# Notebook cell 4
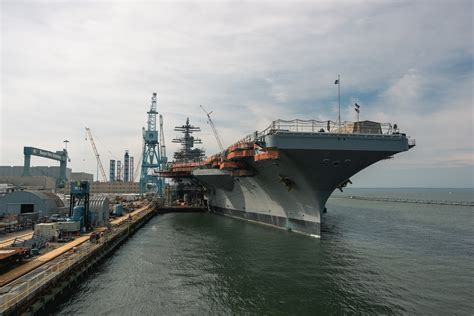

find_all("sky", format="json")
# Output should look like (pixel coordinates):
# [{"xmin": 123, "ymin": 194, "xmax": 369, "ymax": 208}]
[{"xmin": 1, "ymin": 0, "xmax": 473, "ymax": 187}]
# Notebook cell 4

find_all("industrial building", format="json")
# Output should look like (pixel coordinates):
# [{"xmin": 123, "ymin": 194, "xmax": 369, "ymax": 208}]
[
  {"xmin": 0, "ymin": 166, "xmax": 93, "ymax": 188},
  {"xmin": 124, "ymin": 151, "xmax": 130, "ymax": 182},
  {"xmin": 70, "ymin": 172, "xmax": 94, "ymax": 182},
  {"xmin": 62, "ymin": 181, "xmax": 139, "ymax": 194},
  {"xmin": 91, "ymin": 182, "xmax": 139, "ymax": 194},
  {"xmin": 117, "ymin": 161, "xmax": 122, "ymax": 181},
  {"xmin": 0, "ymin": 190, "xmax": 66, "ymax": 217},
  {"xmin": 0, "ymin": 166, "xmax": 72, "ymax": 180},
  {"xmin": 130, "ymin": 156, "xmax": 134, "ymax": 181},
  {"xmin": 89, "ymin": 195, "xmax": 110, "ymax": 227},
  {"xmin": 0, "ymin": 176, "xmax": 56, "ymax": 191},
  {"xmin": 109, "ymin": 160, "xmax": 116, "ymax": 182}
]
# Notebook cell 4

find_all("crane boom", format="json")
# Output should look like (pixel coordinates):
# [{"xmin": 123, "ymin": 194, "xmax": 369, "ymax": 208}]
[
  {"xmin": 132, "ymin": 157, "xmax": 141, "ymax": 182},
  {"xmin": 159, "ymin": 114, "xmax": 166, "ymax": 159},
  {"xmin": 200, "ymin": 105, "xmax": 224, "ymax": 155},
  {"xmin": 132, "ymin": 140, "xmax": 143, "ymax": 182},
  {"xmin": 85, "ymin": 127, "xmax": 108, "ymax": 182}
]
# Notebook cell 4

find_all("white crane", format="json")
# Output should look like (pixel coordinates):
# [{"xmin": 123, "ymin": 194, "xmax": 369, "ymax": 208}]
[
  {"xmin": 159, "ymin": 114, "xmax": 166, "ymax": 160},
  {"xmin": 85, "ymin": 127, "xmax": 108, "ymax": 182},
  {"xmin": 200, "ymin": 105, "xmax": 224, "ymax": 156}
]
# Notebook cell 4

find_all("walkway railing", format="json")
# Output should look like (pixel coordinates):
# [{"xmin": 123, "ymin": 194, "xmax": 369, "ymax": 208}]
[
  {"xmin": 231, "ymin": 119, "xmax": 398, "ymax": 149},
  {"xmin": 0, "ymin": 208, "xmax": 152, "ymax": 313}
]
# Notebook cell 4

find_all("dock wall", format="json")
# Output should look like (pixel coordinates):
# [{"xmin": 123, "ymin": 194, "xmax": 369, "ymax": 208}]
[{"xmin": 0, "ymin": 206, "xmax": 156, "ymax": 315}]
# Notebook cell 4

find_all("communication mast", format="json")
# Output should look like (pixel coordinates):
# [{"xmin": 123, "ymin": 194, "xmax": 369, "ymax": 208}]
[
  {"xmin": 139, "ymin": 92, "xmax": 167, "ymax": 195},
  {"xmin": 172, "ymin": 118, "xmax": 205, "ymax": 162}
]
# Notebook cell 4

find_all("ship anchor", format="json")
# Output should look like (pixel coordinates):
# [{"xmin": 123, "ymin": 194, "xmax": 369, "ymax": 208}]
[{"xmin": 278, "ymin": 174, "xmax": 294, "ymax": 191}]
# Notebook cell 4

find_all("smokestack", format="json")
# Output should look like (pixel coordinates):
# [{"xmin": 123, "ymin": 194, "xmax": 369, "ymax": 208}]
[
  {"xmin": 124, "ymin": 150, "xmax": 130, "ymax": 182},
  {"xmin": 117, "ymin": 161, "xmax": 122, "ymax": 181},
  {"xmin": 109, "ymin": 160, "xmax": 116, "ymax": 182},
  {"xmin": 130, "ymin": 156, "xmax": 134, "ymax": 182}
]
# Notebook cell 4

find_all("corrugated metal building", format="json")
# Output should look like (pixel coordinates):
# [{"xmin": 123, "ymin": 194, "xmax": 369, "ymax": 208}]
[
  {"xmin": 89, "ymin": 195, "xmax": 109, "ymax": 227},
  {"xmin": 0, "ymin": 190, "xmax": 65, "ymax": 217}
]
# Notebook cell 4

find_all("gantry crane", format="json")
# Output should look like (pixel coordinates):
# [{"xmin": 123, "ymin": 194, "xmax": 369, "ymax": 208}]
[
  {"xmin": 22, "ymin": 146, "xmax": 69, "ymax": 188},
  {"xmin": 139, "ymin": 93, "xmax": 167, "ymax": 195},
  {"xmin": 85, "ymin": 127, "xmax": 108, "ymax": 182}
]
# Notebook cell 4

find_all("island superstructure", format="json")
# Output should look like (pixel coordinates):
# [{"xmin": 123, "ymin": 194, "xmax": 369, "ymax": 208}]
[{"xmin": 163, "ymin": 119, "xmax": 415, "ymax": 237}]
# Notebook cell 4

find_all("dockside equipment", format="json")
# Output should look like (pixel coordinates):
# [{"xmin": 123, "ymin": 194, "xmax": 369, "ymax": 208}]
[
  {"xmin": 140, "ymin": 92, "xmax": 167, "ymax": 195},
  {"xmin": 22, "ymin": 146, "xmax": 69, "ymax": 188},
  {"xmin": 69, "ymin": 181, "xmax": 90, "ymax": 230}
]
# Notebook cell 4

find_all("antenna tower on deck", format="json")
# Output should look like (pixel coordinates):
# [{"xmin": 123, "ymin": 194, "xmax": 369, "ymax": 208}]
[{"xmin": 172, "ymin": 118, "xmax": 205, "ymax": 162}]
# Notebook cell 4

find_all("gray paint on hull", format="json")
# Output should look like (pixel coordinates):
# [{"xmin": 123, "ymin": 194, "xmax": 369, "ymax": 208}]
[
  {"xmin": 195, "ymin": 132, "xmax": 410, "ymax": 237},
  {"xmin": 212, "ymin": 206, "xmax": 321, "ymax": 237}
]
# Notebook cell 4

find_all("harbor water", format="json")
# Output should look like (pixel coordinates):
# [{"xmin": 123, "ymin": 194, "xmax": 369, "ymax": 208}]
[{"xmin": 56, "ymin": 188, "xmax": 473, "ymax": 315}]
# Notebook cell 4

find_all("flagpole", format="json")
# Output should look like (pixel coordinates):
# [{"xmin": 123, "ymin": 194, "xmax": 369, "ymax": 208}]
[
  {"xmin": 338, "ymin": 74, "xmax": 341, "ymax": 129},
  {"xmin": 355, "ymin": 103, "xmax": 360, "ymax": 123}
]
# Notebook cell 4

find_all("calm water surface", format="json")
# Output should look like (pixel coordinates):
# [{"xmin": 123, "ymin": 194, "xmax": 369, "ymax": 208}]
[{"xmin": 56, "ymin": 189, "xmax": 473, "ymax": 315}]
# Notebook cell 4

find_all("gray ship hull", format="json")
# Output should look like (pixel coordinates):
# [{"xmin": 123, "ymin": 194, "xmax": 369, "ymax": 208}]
[{"xmin": 194, "ymin": 130, "xmax": 412, "ymax": 237}]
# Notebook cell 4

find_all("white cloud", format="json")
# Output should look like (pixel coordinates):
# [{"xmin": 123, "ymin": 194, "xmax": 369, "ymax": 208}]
[
  {"xmin": 383, "ymin": 69, "xmax": 422, "ymax": 110},
  {"xmin": 1, "ymin": 0, "xmax": 473, "ymax": 186}
]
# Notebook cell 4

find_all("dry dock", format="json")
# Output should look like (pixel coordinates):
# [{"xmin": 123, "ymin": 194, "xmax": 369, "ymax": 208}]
[{"xmin": 0, "ymin": 204, "xmax": 156, "ymax": 315}]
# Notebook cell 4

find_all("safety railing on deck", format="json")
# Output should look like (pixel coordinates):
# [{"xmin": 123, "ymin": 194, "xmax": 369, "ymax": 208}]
[
  {"xmin": 265, "ymin": 119, "xmax": 393, "ymax": 134},
  {"xmin": 163, "ymin": 119, "xmax": 408, "ymax": 170},
  {"xmin": 231, "ymin": 119, "xmax": 397, "ymax": 149}
]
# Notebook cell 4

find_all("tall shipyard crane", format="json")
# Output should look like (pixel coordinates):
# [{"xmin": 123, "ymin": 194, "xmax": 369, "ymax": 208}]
[
  {"xmin": 85, "ymin": 127, "xmax": 107, "ymax": 182},
  {"xmin": 132, "ymin": 151, "xmax": 142, "ymax": 182},
  {"xmin": 159, "ymin": 114, "xmax": 167, "ymax": 160},
  {"xmin": 139, "ymin": 93, "xmax": 167, "ymax": 195},
  {"xmin": 200, "ymin": 105, "xmax": 225, "ymax": 157}
]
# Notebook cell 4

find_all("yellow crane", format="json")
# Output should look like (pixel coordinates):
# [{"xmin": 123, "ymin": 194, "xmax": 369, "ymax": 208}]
[{"xmin": 85, "ymin": 127, "xmax": 108, "ymax": 182}]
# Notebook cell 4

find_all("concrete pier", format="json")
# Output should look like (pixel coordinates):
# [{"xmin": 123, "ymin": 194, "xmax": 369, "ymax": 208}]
[{"xmin": 0, "ymin": 204, "xmax": 156, "ymax": 315}]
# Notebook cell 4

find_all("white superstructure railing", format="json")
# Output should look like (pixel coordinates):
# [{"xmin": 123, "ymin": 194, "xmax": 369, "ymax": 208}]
[{"xmin": 232, "ymin": 119, "xmax": 399, "ymax": 148}]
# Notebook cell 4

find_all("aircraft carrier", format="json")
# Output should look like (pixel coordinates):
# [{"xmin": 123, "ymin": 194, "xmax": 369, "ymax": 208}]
[{"xmin": 167, "ymin": 119, "xmax": 415, "ymax": 237}]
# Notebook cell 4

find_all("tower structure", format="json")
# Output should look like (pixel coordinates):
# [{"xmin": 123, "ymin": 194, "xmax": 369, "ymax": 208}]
[
  {"xmin": 130, "ymin": 156, "xmax": 134, "ymax": 182},
  {"xmin": 140, "ymin": 92, "xmax": 167, "ymax": 195},
  {"xmin": 109, "ymin": 160, "xmax": 116, "ymax": 182},
  {"xmin": 124, "ymin": 150, "xmax": 130, "ymax": 182},
  {"xmin": 117, "ymin": 161, "xmax": 122, "ymax": 181},
  {"xmin": 172, "ymin": 118, "xmax": 205, "ymax": 162}
]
